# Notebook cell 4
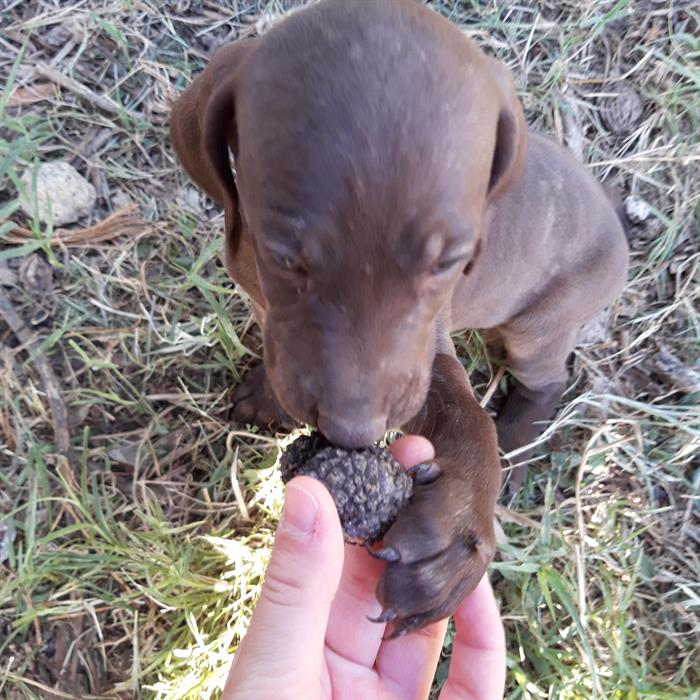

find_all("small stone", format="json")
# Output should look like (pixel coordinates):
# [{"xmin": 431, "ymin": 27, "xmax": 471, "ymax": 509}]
[
  {"xmin": 0, "ymin": 519, "xmax": 17, "ymax": 564},
  {"xmin": 624, "ymin": 196, "xmax": 651, "ymax": 224},
  {"xmin": 20, "ymin": 161, "xmax": 96, "ymax": 226},
  {"xmin": 43, "ymin": 25, "xmax": 74, "ymax": 48},
  {"xmin": 111, "ymin": 190, "xmax": 132, "ymax": 210},
  {"xmin": 43, "ymin": 18, "xmax": 84, "ymax": 47},
  {"xmin": 600, "ymin": 82, "xmax": 644, "ymax": 135},
  {"xmin": 175, "ymin": 185, "xmax": 204, "ymax": 215}
]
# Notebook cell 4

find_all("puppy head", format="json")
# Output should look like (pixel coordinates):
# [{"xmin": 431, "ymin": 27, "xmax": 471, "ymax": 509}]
[{"xmin": 171, "ymin": 0, "xmax": 527, "ymax": 447}]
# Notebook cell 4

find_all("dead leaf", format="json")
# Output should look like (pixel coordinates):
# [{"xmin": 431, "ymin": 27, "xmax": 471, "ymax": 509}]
[
  {"xmin": 7, "ymin": 82, "xmax": 55, "ymax": 108},
  {"xmin": 107, "ymin": 431, "xmax": 185, "ymax": 468},
  {"xmin": 107, "ymin": 442, "xmax": 141, "ymax": 467},
  {"xmin": 0, "ymin": 260, "xmax": 17, "ymax": 287},
  {"xmin": 19, "ymin": 254, "xmax": 53, "ymax": 297}
]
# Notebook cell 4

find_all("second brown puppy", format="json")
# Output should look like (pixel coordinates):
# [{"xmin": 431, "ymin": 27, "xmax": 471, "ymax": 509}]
[{"xmin": 170, "ymin": 0, "xmax": 629, "ymax": 636}]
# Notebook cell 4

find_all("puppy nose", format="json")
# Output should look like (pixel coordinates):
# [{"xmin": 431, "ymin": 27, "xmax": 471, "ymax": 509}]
[{"xmin": 316, "ymin": 412, "xmax": 387, "ymax": 449}]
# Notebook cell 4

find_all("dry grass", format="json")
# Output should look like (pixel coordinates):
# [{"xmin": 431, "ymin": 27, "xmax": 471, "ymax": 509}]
[{"xmin": 0, "ymin": 1, "xmax": 698, "ymax": 698}]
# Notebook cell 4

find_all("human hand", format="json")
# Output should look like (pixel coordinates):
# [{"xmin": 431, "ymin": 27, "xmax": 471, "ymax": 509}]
[{"xmin": 223, "ymin": 436, "xmax": 506, "ymax": 700}]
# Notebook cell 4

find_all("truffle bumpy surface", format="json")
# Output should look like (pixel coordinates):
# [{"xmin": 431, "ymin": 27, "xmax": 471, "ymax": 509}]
[{"xmin": 279, "ymin": 434, "xmax": 413, "ymax": 544}]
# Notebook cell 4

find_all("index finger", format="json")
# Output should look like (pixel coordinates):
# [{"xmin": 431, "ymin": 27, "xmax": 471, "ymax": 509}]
[
  {"xmin": 324, "ymin": 435, "xmax": 435, "ymax": 668},
  {"xmin": 439, "ymin": 575, "xmax": 506, "ymax": 700}
]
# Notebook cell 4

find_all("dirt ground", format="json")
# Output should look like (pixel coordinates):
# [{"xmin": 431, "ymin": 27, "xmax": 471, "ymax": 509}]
[{"xmin": 0, "ymin": 1, "xmax": 698, "ymax": 698}]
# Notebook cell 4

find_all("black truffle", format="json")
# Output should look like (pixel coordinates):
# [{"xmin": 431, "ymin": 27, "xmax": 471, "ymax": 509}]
[{"xmin": 279, "ymin": 434, "xmax": 413, "ymax": 544}]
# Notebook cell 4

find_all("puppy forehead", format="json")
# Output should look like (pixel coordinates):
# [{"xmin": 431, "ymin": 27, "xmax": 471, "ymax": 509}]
[
  {"xmin": 235, "ymin": 1, "xmax": 500, "ymax": 248},
  {"xmin": 235, "ymin": 1, "xmax": 501, "ymax": 159},
  {"xmin": 237, "ymin": 60, "xmax": 498, "ymax": 223}
]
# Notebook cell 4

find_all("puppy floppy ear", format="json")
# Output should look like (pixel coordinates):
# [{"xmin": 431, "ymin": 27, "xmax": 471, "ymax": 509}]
[
  {"xmin": 170, "ymin": 40, "xmax": 256, "ymax": 258},
  {"xmin": 485, "ymin": 57, "xmax": 528, "ymax": 203}
]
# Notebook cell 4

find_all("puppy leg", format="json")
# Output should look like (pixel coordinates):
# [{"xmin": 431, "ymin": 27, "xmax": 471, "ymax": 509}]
[
  {"xmin": 495, "ymin": 270, "xmax": 621, "ymax": 491},
  {"xmin": 231, "ymin": 363, "xmax": 295, "ymax": 430},
  {"xmin": 231, "ymin": 301, "xmax": 295, "ymax": 431},
  {"xmin": 375, "ymin": 352, "xmax": 501, "ymax": 636},
  {"xmin": 495, "ymin": 226, "xmax": 628, "ymax": 491},
  {"xmin": 495, "ymin": 320, "xmax": 578, "ymax": 489}
]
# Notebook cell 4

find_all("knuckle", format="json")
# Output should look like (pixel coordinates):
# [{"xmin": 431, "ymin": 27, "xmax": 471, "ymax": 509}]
[{"xmin": 260, "ymin": 555, "xmax": 307, "ymax": 608}]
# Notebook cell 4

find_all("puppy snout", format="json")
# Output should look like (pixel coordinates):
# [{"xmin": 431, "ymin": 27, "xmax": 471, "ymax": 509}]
[{"xmin": 317, "ymin": 411, "xmax": 387, "ymax": 449}]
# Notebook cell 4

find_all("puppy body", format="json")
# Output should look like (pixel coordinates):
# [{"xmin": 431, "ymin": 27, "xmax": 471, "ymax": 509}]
[
  {"xmin": 454, "ymin": 133, "xmax": 628, "ymax": 332},
  {"xmin": 170, "ymin": 0, "xmax": 628, "ymax": 634}
]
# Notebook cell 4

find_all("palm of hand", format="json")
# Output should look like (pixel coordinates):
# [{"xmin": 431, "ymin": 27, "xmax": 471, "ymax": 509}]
[
  {"xmin": 320, "ymin": 544, "xmax": 503, "ymax": 700},
  {"xmin": 320, "ymin": 543, "xmax": 448, "ymax": 699},
  {"xmin": 224, "ymin": 436, "xmax": 505, "ymax": 700}
]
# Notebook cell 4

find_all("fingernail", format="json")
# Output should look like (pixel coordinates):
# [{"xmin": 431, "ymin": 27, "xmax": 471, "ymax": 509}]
[{"xmin": 280, "ymin": 483, "xmax": 319, "ymax": 537}]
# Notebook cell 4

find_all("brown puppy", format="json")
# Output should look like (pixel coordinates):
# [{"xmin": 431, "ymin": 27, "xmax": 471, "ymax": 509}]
[{"xmin": 170, "ymin": 0, "xmax": 628, "ymax": 636}]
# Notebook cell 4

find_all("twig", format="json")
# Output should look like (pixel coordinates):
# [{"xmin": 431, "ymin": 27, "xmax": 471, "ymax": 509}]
[
  {"xmin": 34, "ymin": 62, "xmax": 122, "ymax": 117},
  {"xmin": 494, "ymin": 503, "xmax": 563, "ymax": 540},
  {"xmin": 69, "ymin": 127, "xmax": 116, "ymax": 169},
  {"xmin": 574, "ymin": 423, "xmax": 608, "ymax": 697},
  {"xmin": 480, "ymin": 366, "xmax": 506, "ymax": 407},
  {"xmin": 226, "ymin": 433, "xmax": 251, "ymax": 521},
  {"xmin": 0, "ymin": 290, "xmax": 71, "ymax": 458},
  {"xmin": 2, "ymin": 673, "xmax": 76, "ymax": 700}
]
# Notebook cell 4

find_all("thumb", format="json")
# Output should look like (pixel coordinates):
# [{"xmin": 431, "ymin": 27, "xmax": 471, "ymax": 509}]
[{"xmin": 232, "ymin": 476, "xmax": 344, "ymax": 682}]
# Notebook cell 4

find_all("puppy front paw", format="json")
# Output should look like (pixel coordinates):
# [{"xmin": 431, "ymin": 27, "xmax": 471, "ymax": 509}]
[
  {"xmin": 373, "ymin": 466, "xmax": 496, "ymax": 637},
  {"xmin": 231, "ymin": 363, "xmax": 295, "ymax": 431}
]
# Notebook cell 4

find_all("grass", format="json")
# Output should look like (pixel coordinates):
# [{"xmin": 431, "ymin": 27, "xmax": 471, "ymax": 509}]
[{"xmin": 0, "ymin": 0, "xmax": 698, "ymax": 698}]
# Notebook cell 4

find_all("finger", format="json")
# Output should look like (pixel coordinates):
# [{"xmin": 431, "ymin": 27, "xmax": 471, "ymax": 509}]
[
  {"xmin": 325, "ymin": 543, "xmax": 386, "ymax": 666},
  {"xmin": 229, "ymin": 476, "xmax": 344, "ymax": 686},
  {"xmin": 324, "ymin": 435, "xmax": 435, "ymax": 668},
  {"xmin": 390, "ymin": 434, "xmax": 435, "ymax": 468},
  {"xmin": 439, "ymin": 575, "xmax": 506, "ymax": 700},
  {"xmin": 375, "ymin": 617, "xmax": 448, "ymax": 698}
]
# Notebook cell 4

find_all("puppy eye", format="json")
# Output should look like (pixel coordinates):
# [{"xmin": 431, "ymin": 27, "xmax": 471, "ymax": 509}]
[
  {"xmin": 265, "ymin": 242, "xmax": 307, "ymax": 277},
  {"xmin": 279, "ymin": 255, "xmax": 306, "ymax": 275},
  {"xmin": 430, "ymin": 255, "xmax": 465, "ymax": 276}
]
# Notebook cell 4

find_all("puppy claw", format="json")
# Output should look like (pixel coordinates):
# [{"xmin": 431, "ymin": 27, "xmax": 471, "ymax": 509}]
[
  {"xmin": 383, "ymin": 615, "xmax": 424, "ymax": 640},
  {"xmin": 366, "ymin": 545, "xmax": 401, "ymax": 563},
  {"xmin": 383, "ymin": 624, "xmax": 410, "ymax": 641},
  {"xmin": 406, "ymin": 461, "xmax": 441, "ymax": 484},
  {"xmin": 368, "ymin": 608, "xmax": 398, "ymax": 624}
]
